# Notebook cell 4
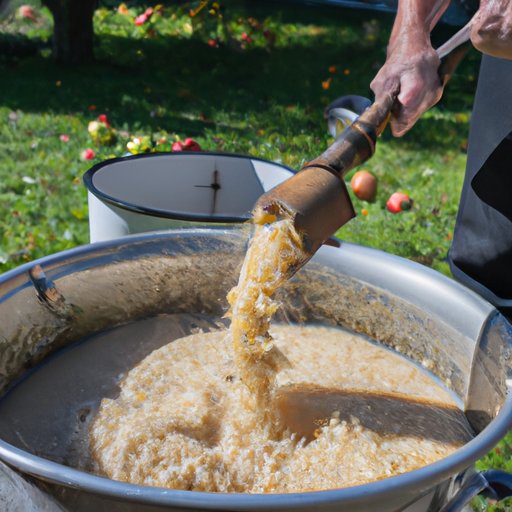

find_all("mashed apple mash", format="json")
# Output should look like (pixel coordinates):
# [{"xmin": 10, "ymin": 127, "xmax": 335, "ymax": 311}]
[{"xmin": 90, "ymin": 214, "xmax": 472, "ymax": 492}]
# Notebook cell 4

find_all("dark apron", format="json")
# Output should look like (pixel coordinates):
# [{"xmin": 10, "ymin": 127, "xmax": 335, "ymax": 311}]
[{"xmin": 449, "ymin": 55, "xmax": 512, "ymax": 310}]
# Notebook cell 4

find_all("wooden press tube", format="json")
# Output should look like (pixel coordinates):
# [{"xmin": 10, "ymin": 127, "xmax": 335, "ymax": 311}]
[{"xmin": 254, "ymin": 94, "xmax": 395, "ymax": 256}]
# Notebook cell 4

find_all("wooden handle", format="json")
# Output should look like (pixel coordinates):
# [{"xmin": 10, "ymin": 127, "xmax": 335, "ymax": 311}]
[
  {"xmin": 438, "ymin": 42, "xmax": 471, "ymax": 86},
  {"xmin": 306, "ymin": 93, "xmax": 395, "ymax": 177}
]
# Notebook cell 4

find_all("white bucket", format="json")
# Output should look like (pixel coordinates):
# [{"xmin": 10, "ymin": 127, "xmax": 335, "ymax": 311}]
[{"xmin": 83, "ymin": 152, "xmax": 294, "ymax": 243}]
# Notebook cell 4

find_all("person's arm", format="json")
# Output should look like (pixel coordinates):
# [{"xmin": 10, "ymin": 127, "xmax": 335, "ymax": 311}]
[
  {"xmin": 370, "ymin": 0, "xmax": 451, "ymax": 136},
  {"xmin": 471, "ymin": 0, "xmax": 512, "ymax": 59}
]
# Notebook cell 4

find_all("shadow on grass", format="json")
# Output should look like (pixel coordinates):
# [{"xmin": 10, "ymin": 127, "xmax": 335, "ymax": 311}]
[
  {"xmin": 0, "ymin": 32, "xmax": 42, "ymax": 59},
  {"xmin": 0, "ymin": 4, "xmax": 479, "ymax": 148}
]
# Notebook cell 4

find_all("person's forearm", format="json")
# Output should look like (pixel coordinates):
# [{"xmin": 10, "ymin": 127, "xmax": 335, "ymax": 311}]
[{"xmin": 388, "ymin": 0, "xmax": 452, "ymax": 53}]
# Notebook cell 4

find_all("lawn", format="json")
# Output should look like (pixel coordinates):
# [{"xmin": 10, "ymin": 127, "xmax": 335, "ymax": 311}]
[{"xmin": 0, "ymin": 1, "xmax": 511, "ymax": 509}]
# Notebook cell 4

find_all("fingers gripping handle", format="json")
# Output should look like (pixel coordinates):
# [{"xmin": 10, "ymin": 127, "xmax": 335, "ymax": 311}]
[{"xmin": 368, "ymin": 22, "xmax": 472, "ymax": 134}]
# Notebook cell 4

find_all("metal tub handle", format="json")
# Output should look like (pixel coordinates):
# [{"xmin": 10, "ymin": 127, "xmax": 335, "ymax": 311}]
[{"xmin": 441, "ymin": 470, "xmax": 512, "ymax": 512}]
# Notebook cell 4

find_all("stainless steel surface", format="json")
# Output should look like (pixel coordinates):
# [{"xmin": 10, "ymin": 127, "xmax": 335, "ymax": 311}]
[{"xmin": 0, "ymin": 229, "xmax": 511, "ymax": 512}]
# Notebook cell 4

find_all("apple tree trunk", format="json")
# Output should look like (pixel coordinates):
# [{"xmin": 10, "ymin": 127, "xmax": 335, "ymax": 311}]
[{"xmin": 42, "ymin": 0, "xmax": 97, "ymax": 65}]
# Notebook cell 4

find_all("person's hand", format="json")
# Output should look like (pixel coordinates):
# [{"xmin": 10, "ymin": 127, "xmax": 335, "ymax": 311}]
[
  {"xmin": 370, "ymin": 38, "xmax": 444, "ymax": 137},
  {"xmin": 471, "ymin": 0, "xmax": 512, "ymax": 59}
]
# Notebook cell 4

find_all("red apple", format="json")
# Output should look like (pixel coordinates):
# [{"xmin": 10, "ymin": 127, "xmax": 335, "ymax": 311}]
[
  {"xmin": 18, "ymin": 5, "xmax": 36, "ymax": 21},
  {"xmin": 172, "ymin": 138, "xmax": 201, "ymax": 152},
  {"xmin": 351, "ymin": 170, "xmax": 378, "ymax": 202},
  {"xmin": 386, "ymin": 192, "xmax": 412, "ymax": 213}
]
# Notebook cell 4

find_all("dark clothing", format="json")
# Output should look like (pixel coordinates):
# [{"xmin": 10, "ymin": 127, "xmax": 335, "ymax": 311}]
[{"xmin": 449, "ymin": 55, "xmax": 512, "ymax": 308}]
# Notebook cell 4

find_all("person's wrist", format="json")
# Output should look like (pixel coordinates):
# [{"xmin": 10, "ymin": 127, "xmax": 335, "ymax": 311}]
[{"xmin": 387, "ymin": 31, "xmax": 432, "ymax": 58}]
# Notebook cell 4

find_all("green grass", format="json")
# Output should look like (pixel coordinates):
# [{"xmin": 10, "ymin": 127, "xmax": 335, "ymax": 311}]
[
  {"xmin": 0, "ymin": 0, "xmax": 479, "ymax": 271},
  {"xmin": 0, "ymin": 1, "xmax": 510, "ymax": 509}
]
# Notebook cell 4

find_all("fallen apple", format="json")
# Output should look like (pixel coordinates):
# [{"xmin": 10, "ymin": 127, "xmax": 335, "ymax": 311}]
[
  {"xmin": 172, "ymin": 138, "xmax": 201, "ymax": 152},
  {"xmin": 18, "ymin": 5, "xmax": 36, "ymax": 20},
  {"xmin": 386, "ymin": 192, "xmax": 412, "ymax": 213},
  {"xmin": 351, "ymin": 170, "xmax": 377, "ymax": 202}
]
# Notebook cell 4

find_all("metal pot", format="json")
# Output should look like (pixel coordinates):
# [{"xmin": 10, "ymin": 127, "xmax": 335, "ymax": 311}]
[{"xmin": 0, "ymin": 229, "xmax": 511, "ymax": 511}]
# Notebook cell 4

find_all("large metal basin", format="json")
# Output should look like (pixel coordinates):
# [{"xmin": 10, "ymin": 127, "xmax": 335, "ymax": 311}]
[{"xmin": 0, "ymin": 229, "xmax": 511, "ymax": 511}]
